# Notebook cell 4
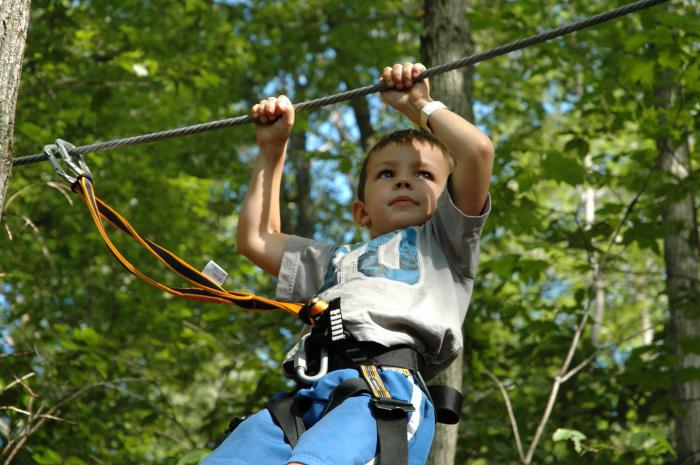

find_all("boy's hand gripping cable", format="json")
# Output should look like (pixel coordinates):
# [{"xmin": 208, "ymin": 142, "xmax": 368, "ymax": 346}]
[{"xmin": 44, "ymin": 139, "xmax": 330, "ymax": 318}]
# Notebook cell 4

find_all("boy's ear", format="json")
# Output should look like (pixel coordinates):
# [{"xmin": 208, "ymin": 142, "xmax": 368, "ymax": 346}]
[{"xmin": 352, "ymin": 200, "xmax": 371, "ymax": 228}]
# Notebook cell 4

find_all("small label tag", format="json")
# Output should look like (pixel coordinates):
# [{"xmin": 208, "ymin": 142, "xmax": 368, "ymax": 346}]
[{"xmin": 202, "ymin": 260, "xmax": 228, "ymax": 286}]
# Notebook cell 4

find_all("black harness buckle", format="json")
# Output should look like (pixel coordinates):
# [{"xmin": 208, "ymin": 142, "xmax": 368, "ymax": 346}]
[
  {"xmin": 344, "ymin": 346, "xmax": 367, "ymax": 364},
  {"xmin": 371, "ymin": 396, "xmax": 415, "ymax": 414}
]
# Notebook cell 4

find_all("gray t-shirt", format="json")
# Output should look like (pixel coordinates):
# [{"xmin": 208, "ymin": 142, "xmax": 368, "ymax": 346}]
[{"xmin": 276, "ymin": 190, "xmax": 490, "ymax": 378}]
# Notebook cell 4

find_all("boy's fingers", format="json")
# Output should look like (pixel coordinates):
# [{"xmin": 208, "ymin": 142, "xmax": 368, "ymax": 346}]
[
  {"xmin": 381, "ymin": 66, "xmax": 394, "ymax": 87},
  {"xmin": 252, "ymin": 102, "xmax": 264, "ymax": 123},
  {"xmin": 277, "ymin": 95, "xmax": 291, "ymax": 114},
  {"xmin": 252, "ymin": 95, "xmax": 294, "ymax": 126},
  {"xmin": 277, "ymin": 94, "xmax": 291, "ymax": 107},
  {"xmin": 266, "ymin": 97, "xmax": 278, "ymax": 116},
  {"xmin": 277, "ymin": 95, "xmax": 295, "ymax": 124},
  {"xmin": 254, "ymin": 99, "xmax": 273, "ymax": 123},
  {"xmin": 392, "ymin": 63, "xmax": 404, "ymax": 89},
  {"xmin": 402, "ymin": 62, "xmax": 413, "ymax": 86},
  {"xmin": 386, "ymin": 62, "xmax": 423, "ymax": 89}
]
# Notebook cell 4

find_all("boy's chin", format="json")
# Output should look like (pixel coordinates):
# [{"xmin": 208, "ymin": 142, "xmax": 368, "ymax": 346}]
[{"xmin": 373, "ymin": 216, "xmax": 431, "ymax": 236}]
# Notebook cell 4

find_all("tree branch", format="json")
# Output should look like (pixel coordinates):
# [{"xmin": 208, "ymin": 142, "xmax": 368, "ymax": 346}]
[
  {"xmin": 486, "ymin": 169, "xmax": 654, "ymax": 464},
  {"xmin": 484, "ymin": 367, "xmax": 526, "ymax": 463}
]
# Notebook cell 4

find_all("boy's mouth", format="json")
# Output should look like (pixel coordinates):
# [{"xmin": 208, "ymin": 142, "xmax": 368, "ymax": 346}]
[{"xmin": 390, "ymin": 196, "xmax": 417, "ymax": 206}]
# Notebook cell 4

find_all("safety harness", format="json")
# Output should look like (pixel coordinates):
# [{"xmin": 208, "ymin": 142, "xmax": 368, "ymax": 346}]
[
  {"xmin": 263, "ymin": 298, "xmax": 464, "ymax": 465},
  {"xmin": 47, "ymin": 139, "xmax": 463, "ymax": 464}
]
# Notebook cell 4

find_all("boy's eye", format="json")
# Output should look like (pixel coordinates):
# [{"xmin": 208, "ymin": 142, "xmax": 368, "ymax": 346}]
[
  {"xmin": 417, "ymin": 170, "xmax": 434, "ymax": 180},
  {"xmin": 377, "ymin": 169, "xmax": 394, "ymax": 179}
]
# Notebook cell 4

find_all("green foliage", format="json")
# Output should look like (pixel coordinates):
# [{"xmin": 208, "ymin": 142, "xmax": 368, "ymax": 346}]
[
  {"xmin": 553, "ymin": 428, "xmax": 587, "ymax": 454},
  {"xmin": 2, "ymin": 0, "xmax": 698, "ymax": 464}
]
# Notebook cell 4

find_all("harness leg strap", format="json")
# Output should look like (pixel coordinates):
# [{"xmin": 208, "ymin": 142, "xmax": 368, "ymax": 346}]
[
  {"xmin": 362, "ymin": 364, "xmax": 415, "ymax": 465},
  {"xmin": 427, "ymin": 384, "xmax": 463, "ymax": 425},
  {"xmin": 322, "ymin": 377, "xmax": 370, "ymax": 416},
  {"xmin": 371, "ymin": 396, "xmax": 414, "ymax": 465},
  {"xmin": 266, "ymin": 396, "xmax": 306, "ymax": 448},
  {"xmin": 321, "ymin": 369, "xmax": 415, "ymax": 465}
]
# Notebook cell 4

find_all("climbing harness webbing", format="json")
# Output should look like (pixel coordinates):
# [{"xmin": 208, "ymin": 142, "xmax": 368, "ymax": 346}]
[
  {"xmin": 73, "ymin": 174, "xmax": 308, "ymax": 315},
  {"xmin": 43, "ymin": 138, "xmax": 333, "ymax": 318}
]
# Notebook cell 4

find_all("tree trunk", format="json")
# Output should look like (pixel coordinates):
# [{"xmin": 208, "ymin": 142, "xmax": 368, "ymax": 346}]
[
  {"xmin": 656, "ymin": 81, "xmax": 700, "ymax": 464},
  {"xmin": 280, "ymin": 75, "xmax": 314, "ymax": 238},
  {"xmin": 420, "ymin": 1, "xmax": 474, "ymax": 464},
  {"xmin": 0, "ymin": 0, "xmax": 31, "ymax": 223},
  {"xmin": 583, "ymin": 167, "xmax": 606, "ymax": 348},
  {"xmin": 289, "ymin": 130, "xmax": 314, "ymax": 238},
  {"xmin": 350, "ymin": 96, "xmax": 374, "ymax": 152},
  {"xmin": 420, "ymin": 0, "xmax": 475, "ymax": 121},
  {"xmin": 280, "ymin": 130, "xmax": 313, "ymax": 238}
]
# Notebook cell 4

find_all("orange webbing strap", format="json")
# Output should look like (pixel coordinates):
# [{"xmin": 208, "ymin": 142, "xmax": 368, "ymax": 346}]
[{"xmin": 72, "ymin": 175, "xmax": 309, "ymax": 316}]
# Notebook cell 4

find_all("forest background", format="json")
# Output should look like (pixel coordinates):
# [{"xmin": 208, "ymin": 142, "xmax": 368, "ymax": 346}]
[{"xmin": 1, "ymin": 0, "xmax": 699, "ymax": 464}]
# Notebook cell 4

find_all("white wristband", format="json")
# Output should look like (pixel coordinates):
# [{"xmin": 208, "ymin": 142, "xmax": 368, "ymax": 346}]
[{"xmin": 420, "ymin": 100, "xmax": 447, "ymax": 131}]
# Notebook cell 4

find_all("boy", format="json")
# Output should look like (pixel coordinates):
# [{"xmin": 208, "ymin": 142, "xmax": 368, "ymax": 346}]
[{"xmin": 202, "ymin": 63, "xmax": 493, "ymax": 465}]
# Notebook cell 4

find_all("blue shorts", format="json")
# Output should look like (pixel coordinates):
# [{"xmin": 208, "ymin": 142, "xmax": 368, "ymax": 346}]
[{"xmin": 200, "ymin": 368, "xmax": 435, "ymax": 465}]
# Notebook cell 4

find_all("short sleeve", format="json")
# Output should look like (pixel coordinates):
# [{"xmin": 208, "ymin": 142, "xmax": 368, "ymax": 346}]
[
  {"xmin": 275, "ymin": 235, "xmax": 335, "ymax": 302},
  {"xmin": 427, "ymin": 189, "xmax": 491, "ymax": 279}
]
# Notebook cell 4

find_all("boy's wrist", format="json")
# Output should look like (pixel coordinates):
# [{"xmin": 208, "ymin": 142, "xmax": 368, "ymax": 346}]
[
  {"xmin": 419, "ymin": 101, "xmax": 448, "ymax": 131},
  {"xmin": 258, "ymin": 143, "xmax": 287, "ymax": 160},
  {"xmin": 409, "ymin": 97, "xmax": 432, "ymax": 112},
  {"xmin": 398, "ymin": 97, "xmax": 432, "ymax": 126}
]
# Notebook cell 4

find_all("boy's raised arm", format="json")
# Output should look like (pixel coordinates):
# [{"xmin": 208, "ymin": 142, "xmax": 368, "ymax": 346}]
[
  {"xmin": 236, "ymin": 96, "xmax": 295, "ymax": 277},
  {"xmin": 380, "ymin": 63, "xmax": 494, "ymax": 216}
]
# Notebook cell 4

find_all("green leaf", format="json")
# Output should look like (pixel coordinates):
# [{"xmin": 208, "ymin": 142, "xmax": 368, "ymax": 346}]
[
  {"xmin": 552, "ymin": 428, "xmax": 587, "ymax": 454},
  {"xmin": 628, "ymin": 58, "xmax": 656, "ymax": 88},
  {"xmin": 542, "ymin": 152, "xmax": 584, "ymax": 186},
  {"xmin": 563, "ymin": 137, "xmax": 589, "ymax": 158},
  {"xmin": 32, "ymin": 448, "xmax": 63, "ymax": 465},
  {"xmin": 177, "ymin": 449, "xmax": 211, "ymax": 465}
]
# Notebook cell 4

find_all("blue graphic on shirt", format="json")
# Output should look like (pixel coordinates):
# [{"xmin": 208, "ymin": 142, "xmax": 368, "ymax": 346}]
[
  {"xmin": 319, "ymin": 245, "xmax": 350, "ymax": 293},
  {"xmin": 318, "ymin": 229, "xmax": 420, "ymax": 293},
  {"xmin": 358, "ymin": 228, "xmax": 420, "ymax": 284}
]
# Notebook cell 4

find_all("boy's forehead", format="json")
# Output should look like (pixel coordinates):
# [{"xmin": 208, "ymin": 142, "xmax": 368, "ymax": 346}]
[{"xmin": 368, "ymin": 141, "xmax": 447, "ymax": 169}]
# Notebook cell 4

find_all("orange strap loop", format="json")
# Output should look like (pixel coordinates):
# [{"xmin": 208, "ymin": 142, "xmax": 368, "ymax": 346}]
[{"xmin": 71, "ymin": 175, "xmax": 322, "ymax": 317}]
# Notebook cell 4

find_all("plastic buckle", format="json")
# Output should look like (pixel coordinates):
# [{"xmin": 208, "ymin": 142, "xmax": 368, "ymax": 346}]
[
  {"xmin": 224, "ymin": 415, "xmax": 248, "ymax": 435},
  {"xmin": 370, "ymin": 397, "xmax": 415, "ymax": 414},
  {"xmin": 44, "ymin": 139, "xmax": 92, "ymax": 185}
]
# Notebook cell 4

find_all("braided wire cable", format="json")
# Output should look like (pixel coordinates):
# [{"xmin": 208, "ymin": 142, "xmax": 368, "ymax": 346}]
[{"xmin": 12, "ymin": 0, "xmax": 668, "ymax": 167}]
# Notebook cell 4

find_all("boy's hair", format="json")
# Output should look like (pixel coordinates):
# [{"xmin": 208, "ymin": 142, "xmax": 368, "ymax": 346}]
[{"xmin": 356, "ymin": 129, "xmax": 453, "ymax": 201}]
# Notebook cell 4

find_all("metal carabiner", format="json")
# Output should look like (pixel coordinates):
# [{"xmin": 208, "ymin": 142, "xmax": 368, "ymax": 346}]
[
  {"xmin": 44, "ymin": 139, "xmax": 92, "ymax": 185},
  {"xmin": 294, "ymin": 333, "xmax": 328, "ymax": 384},
  {"xmin": 45, "ymin": 143, "xmax": 73, "ymax": 184}
]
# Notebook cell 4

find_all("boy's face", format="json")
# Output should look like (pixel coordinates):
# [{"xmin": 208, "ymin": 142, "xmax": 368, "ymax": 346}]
[{"xmin": 353, "ymin": 140, "xmax": 451, "ymax": 238}]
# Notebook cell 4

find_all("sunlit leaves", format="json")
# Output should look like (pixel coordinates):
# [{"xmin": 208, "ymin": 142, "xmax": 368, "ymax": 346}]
[{"xmin": 2, "ymin": 0, "xmax": 697, "ymax": 464}]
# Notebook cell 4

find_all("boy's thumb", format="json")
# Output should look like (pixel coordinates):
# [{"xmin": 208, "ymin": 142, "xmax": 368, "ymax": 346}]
[{"xmin": 281, "ymin": 101, "xmax": 295, "ymax": 125}]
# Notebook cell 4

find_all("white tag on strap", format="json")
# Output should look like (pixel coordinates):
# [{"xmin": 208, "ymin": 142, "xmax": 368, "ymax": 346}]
[{"xmin": 202, "ymin": 260, "xmax": 228, "ymax": 286}]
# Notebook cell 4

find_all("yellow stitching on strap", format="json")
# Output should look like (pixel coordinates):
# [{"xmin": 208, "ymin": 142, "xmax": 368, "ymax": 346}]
[{"xmin": 360, "ymin": 364, "xmax": 391, "ymax": 399}]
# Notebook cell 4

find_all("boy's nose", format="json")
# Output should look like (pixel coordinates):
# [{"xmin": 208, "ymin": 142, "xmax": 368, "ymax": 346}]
[{"xmin": 394, "ymin": 178, "xmax": 412, "ymax": 189}]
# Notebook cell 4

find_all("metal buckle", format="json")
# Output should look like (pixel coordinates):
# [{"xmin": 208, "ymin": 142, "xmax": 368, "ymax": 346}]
[
  {"xmin": 44, "ymin": 139, "xmax": 92, "ymax": 185},
  {"xmin": 294, "ymin": 333, "xmax": 328, "ymax": 384},
  {"xmin": 298, "ymin": 296, "xmax": 329, "ymax": 325}
]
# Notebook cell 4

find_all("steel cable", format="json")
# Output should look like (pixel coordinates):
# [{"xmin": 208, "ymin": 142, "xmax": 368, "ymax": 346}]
[{"xmin": 12, "ymin": 0, "xmax": 669, "ymax": 167}]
